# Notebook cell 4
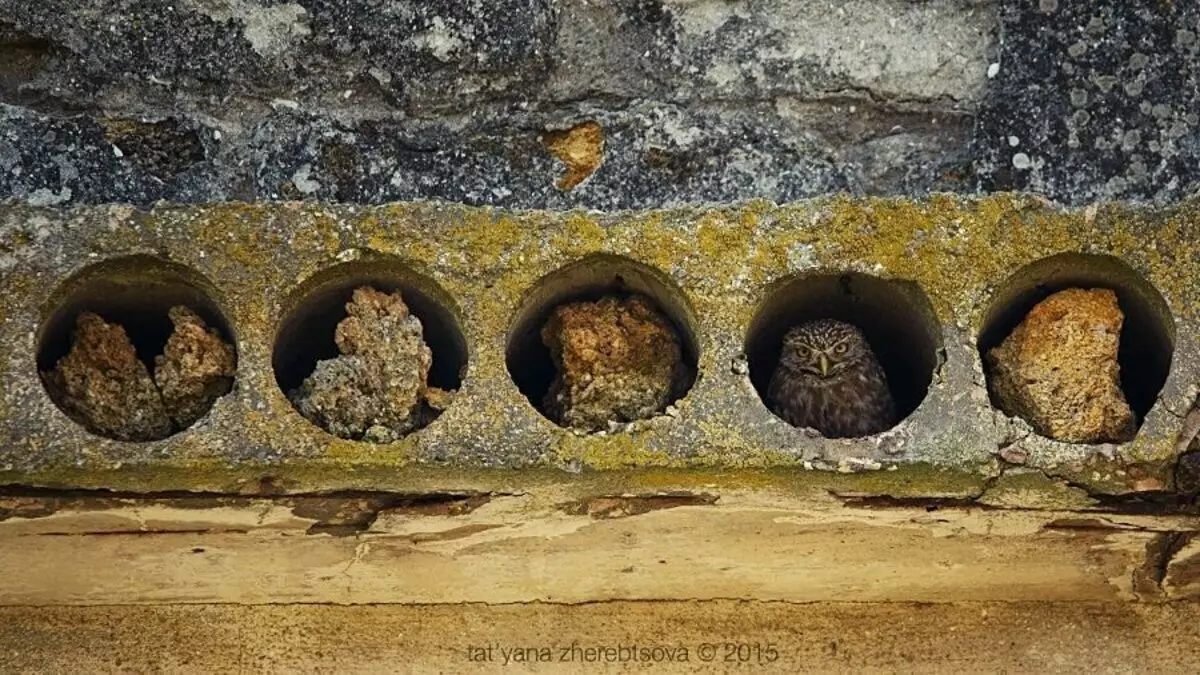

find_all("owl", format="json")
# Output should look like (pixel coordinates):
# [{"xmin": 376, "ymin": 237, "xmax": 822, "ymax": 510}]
[{"xmin": 767, "ymin": 319, "xmax": 897, "ymax": 438}]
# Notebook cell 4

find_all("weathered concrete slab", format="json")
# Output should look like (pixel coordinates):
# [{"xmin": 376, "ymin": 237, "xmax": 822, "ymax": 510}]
[{"xmin": 0, "ymin": 197, "xmax": 1198, "ymax": 500}]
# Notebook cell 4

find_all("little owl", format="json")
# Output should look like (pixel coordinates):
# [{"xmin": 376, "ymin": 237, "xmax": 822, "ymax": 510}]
[{"xmin": 767, "ymin": 319, "xmax": 897, "ymax": 438}]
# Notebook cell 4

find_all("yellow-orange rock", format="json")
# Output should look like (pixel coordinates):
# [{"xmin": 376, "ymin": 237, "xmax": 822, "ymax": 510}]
[
  {"xmin": 155, "ymin": 306, "xmax": 236, "ymax": 428},
  {"xmin": 986, "ymin": 288, "xmax": 1135, "ymax": 443},
  {"xmin": 42, "ymin": 312, "xmax": 172, "ymax": 441},
  {"xmin": 541, "ymin": 294, "xmax": 688, "ymax": 431},
  {"xmin": 544, "ymin": 121, "xmax": 604, "ymax": 191}
]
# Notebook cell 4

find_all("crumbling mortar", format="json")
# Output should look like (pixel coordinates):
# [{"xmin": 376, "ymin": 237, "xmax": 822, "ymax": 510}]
[
  {"xmin": 5, "ymin": 71, "xmax": 974, "ymax": 118},
  {"xmin": 950, "ymin": 433, "xmax": 1200, "ymax": 514},
  {"xmin": 1039, "ymin": 469, "xmax": 1197, "ymax": 514},
  {"xmin": 845, "ymin": 458, "xmax": 1200, "ymax": 517},
  {"xmin": 817, "ymin": 87, "xmax": 970, "ymax": 113},
  {"xmin": 973, "ymin": 464, "xmax": 1007, "ymax": 502}
]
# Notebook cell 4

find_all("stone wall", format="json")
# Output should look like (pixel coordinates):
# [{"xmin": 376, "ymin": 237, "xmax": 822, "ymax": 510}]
[{"xmin": 1, "ymin": 0, "xmax": 1198, "ymax": 208}]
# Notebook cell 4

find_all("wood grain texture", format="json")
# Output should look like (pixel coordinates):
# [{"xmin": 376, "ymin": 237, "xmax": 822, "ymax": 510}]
[{"xmin": 3, "ymin": 489, "xmax": 1194, "ymax": 606}]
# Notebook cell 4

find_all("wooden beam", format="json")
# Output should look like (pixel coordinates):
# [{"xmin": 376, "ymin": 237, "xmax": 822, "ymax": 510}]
[{"xmin": 4, "ymin": 490, "xmax": 1196, "ymax": 606}]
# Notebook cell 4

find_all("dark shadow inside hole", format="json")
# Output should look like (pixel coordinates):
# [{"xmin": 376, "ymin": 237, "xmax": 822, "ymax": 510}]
[
  {"xmin": 745, "ymin": 273, "xmax": 942, "ymax": 428},
  {"xmin": 977, "ymin": 253, "xmax": 1175, "ymax": 425},
  {"xmin": 272, "ymin": 267, "xmax": 467, "ymax": 404},
  {"xmin": 505, "ymin": 256, "xmax": 700, "ymax": 421},
  {"xmin": 37, "ymin": 258, "xmax": 235, "ymax": 377}
]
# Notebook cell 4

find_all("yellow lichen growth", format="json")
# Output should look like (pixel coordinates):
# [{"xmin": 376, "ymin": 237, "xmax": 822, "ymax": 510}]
[
  {"xmin": 553, "ymin": 213, "xmax": 606, "ymax": 255},
  {"xmin": 292, "ymin": 211, "xmax": 342, "ymax": 257},
  {"xmin": 816, "ymin": 194, "xmax": 1088, "ymax": 325},
  {"xmin": 554, "ymin": 430, "xmax": 679, "ymax": 470},
  {"xmin": 694, "ymin": 213, "xmax": 752, "ymax": 278},
  {"xmin": 450, "ymin": 213, "xmax": 526, "ymax": 273},
  {"xmin": 193, "ymin": 204, "xmax": 282, "ymax": 270},
  {"xmin": 323, "ymin": 435, "xmax": 420, "ymax": 463},
  {"xmin": 693, "ymin": 419, "xmax": 802, "ymax": 468},
  {"xmin": 632, "ymin": 217, "xmax": 692, "ymax": 276}
]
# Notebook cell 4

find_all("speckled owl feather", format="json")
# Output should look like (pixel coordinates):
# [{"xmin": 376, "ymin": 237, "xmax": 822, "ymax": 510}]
[{"xmin": 767, "ymin": 318, "xmax": 897, "ymax": 439}]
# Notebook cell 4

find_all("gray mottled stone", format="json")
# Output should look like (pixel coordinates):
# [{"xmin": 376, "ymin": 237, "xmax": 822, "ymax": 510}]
[
  {"xmin": 0, "ymin": 0, "xmax": 985, "ymax": 206},
  {"xmin": 974, "ymin": 0, "xmax": 1200, "ymax": 203},
  {"xmin": 0, "ymin": 0, "xmax": 1198, "ymax": 206}
]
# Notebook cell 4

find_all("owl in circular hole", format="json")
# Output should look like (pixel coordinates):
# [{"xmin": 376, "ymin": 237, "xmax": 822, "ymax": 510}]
[{"xmin": 767, "ymin": 318, "xmax": 897, "ymax": 439}]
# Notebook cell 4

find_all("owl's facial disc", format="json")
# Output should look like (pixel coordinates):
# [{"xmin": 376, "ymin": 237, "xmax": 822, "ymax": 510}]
[
  {"xmin": 792, "ymin": 345, "xmax": 846, "ymax": 380},
  {"xmin": 781, "ymin": 320, "xmax": 867, "ymax": 382}
]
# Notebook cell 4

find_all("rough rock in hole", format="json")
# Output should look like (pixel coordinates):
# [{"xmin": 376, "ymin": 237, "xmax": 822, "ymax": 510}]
[
  {"xmin": 541, "ymin": 294, "xmax": 688, "ymax": 432},
  {"xmin": 154, "ymin": 306, "xmax": 236, "ymax": 428},
  {"xmin": 986, "ymin": 288, "xmax": 1135, "ymax": 443},
  {"xmin": 41, "ymin": 312, "xmax": 172, "ymax": 441},
  {"xmin": 289, "ymin": 287, "xmax": 446, "ymax": 443}
]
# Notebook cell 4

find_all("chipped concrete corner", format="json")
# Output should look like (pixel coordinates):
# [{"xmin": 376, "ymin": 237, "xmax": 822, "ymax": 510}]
[{"xmin": 0, "ymin": 196, "xmax": 1198, "ymax": 507}]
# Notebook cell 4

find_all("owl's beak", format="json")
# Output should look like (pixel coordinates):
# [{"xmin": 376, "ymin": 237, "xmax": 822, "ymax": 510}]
[{"xmin": 819, "ymin": 354, "xmax": 830, "ymax": 377}]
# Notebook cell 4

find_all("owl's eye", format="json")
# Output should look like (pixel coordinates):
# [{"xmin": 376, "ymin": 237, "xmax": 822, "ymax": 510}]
[
  {"xmin": 834, "ymin": 343, "xmax": 849, "ymax": 355},
  {"xmin": 795, "ymin": 346, "xmax": 809, "ymax": 358}
]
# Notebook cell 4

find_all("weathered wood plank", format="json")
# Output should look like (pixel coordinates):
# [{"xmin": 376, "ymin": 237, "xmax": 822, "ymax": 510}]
[{"xmin": 3, "ymin": 491, "xmax": 1191, "ymax": 605}]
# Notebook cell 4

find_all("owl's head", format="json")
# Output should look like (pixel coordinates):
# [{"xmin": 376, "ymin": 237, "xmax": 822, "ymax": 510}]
[{"xmin": 779, "ymin": 319, "xmax": 874, "ymax": 381}]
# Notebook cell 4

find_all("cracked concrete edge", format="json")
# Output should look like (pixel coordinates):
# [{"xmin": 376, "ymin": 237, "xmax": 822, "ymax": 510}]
[{"xmin": 0, "ymin": 195, "xmax": 1198, "ymax": 501}]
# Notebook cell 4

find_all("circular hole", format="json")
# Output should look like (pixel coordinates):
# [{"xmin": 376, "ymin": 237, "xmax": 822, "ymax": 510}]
[
  {"xmin": 272, "ymin": 256, "xmax": 468, "ymax": 442},
  {"xmin": 36, "ymin": 255, "xmax": 238, "ymax": 442},
  {"xmin": 977, "ymin": 253, "xmax": 1175, "ymax": 438},
  {"xmin": 745, "ymin": 272, "xmax": 942, "ymax": 437},
  {"xmin": 505, "ymin": 254, "xmax": 700, "ymax": 430}
]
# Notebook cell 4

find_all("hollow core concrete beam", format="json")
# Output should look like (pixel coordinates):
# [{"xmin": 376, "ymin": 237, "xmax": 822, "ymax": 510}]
[{"xmin": 0, "ymin": 195, "xmax": 1198, "ymax": 501}]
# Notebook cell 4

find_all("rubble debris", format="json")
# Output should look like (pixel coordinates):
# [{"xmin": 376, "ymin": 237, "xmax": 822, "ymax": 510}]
[
  {"xmin": 154, "ymin": 306, "xmax": 236, "ymax": 428},
  {"xmin": 43, "ymin": 307, "xmax": 237, "ymax": 441},
  {"xmin": 986, "ymin": 288, "xmax": 1135, "ymax": 443},
  {"xmin": 541, "ymin": 294, "xmax": 688, "ymax": 432},
  {"xmin": 289, "ymin": 286, "xmax": 449, "ymax": 443},
  {"xmin": 42, "ymin": 312, "xmax": 173, "ymax": 441}
]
